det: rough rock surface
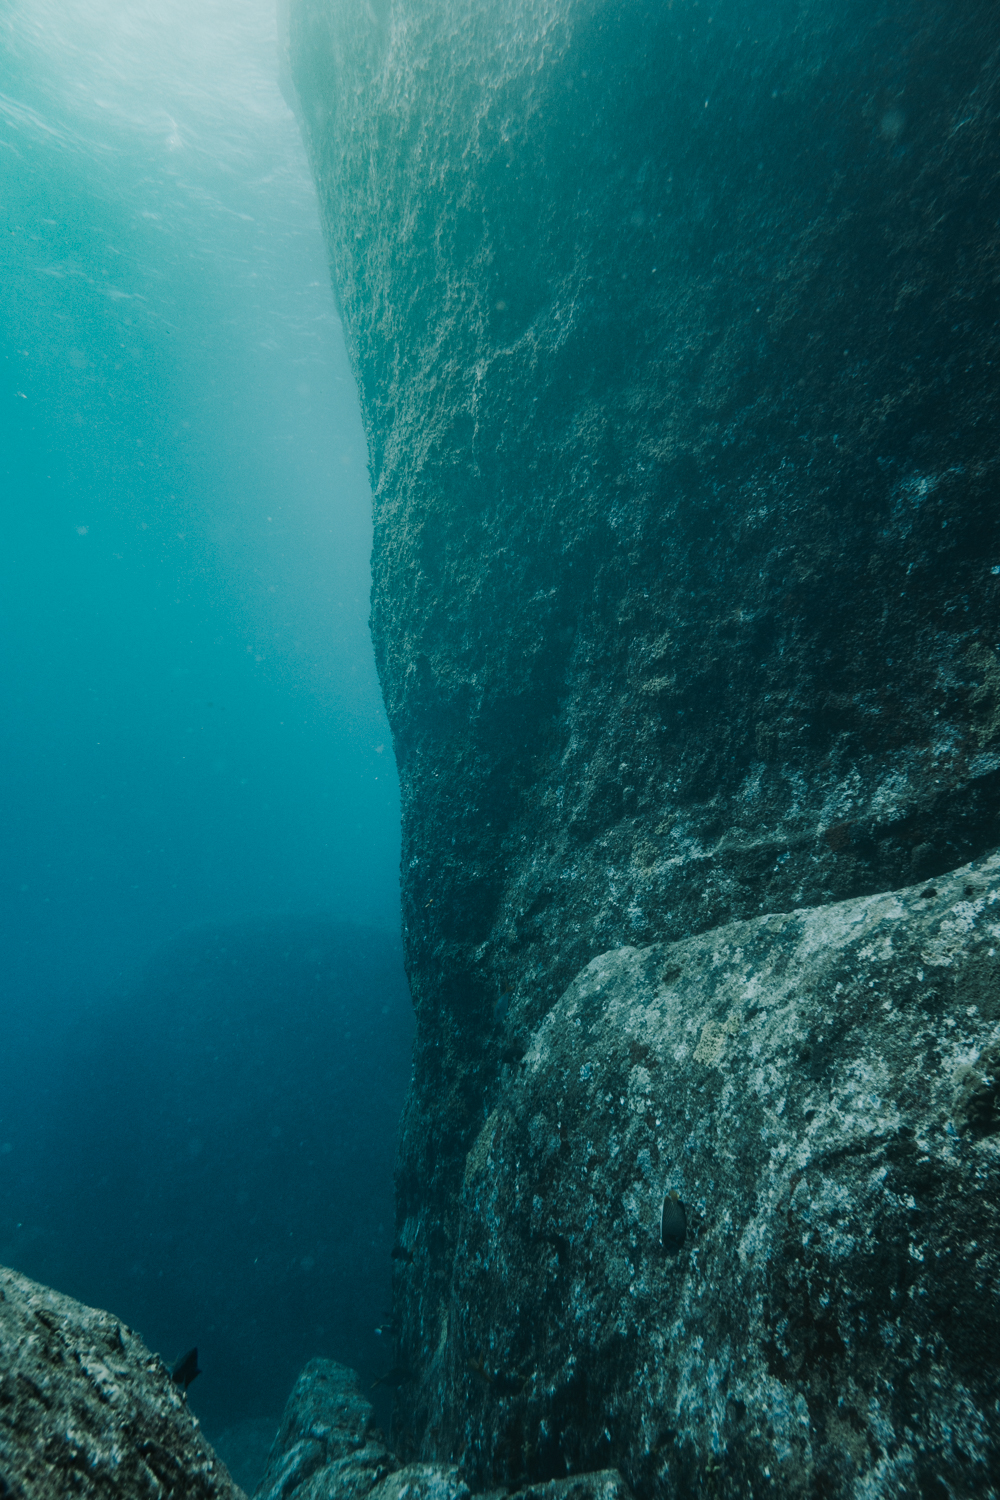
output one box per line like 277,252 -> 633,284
286,0 -> 1000,1493
0,1264 -> 244,1500
252,1359 -> 396,1500
449,855 -> 1000,1498
253,1359 -> 630,1500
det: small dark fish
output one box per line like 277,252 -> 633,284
391,1245 -> 414,1264
375,1316 -> 398,1336
371,1365 -> 413,1390
660,1190 -> 686,1256
171,1347 -> 201,1391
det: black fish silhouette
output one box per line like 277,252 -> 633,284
172,1347 -> 201,1391
390,1245 -> 414,1264
660,1190 -> 686,1255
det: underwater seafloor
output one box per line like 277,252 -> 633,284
4,0 -> 1000,1498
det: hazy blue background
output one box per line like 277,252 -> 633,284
0,0 -> 410,1477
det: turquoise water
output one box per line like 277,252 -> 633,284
0,0 -> 409,1456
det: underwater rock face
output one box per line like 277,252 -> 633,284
286,0 -> 1000,1487
255,1358 -> 632,1500
449,855 -> 1000,1496
251,1357 -> 463,1500
0,1265 -> 244,1499
252,1358 -> 395,1500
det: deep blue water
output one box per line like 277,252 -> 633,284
0,0 -> 410,1474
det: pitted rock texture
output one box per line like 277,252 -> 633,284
505,1479 -> 632,1500
286,0 -> 1000,1481
447,855 -> 1000,1498
253,1358 -> 630,1500
0,1265 -> 244,1500
253,1358 -> 396,1500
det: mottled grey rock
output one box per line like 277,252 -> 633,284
253,1359 -> 395,1500
255,1359 -> 633,1500
503,1482 -> 629,1500
506,1476 -> 632,1500
368,1461 -> 469,1500
254,1363 -> 384,1500
0,1264 -> 244,1500
285,0 -> 1000,1491
448,855 -> 1000,1497
252,1359 -> 493,1500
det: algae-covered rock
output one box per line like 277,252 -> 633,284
449,856 -> 1000,1496
0,1265 -> 244,1500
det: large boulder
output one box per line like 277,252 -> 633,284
0,1265 -> 243,1499
448,855 -> 1000,1497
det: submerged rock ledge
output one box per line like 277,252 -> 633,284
0,1265 -> 244,1500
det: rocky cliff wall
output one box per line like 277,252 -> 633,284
286,0 -> 1000,1491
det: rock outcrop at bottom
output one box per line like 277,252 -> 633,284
431,855 -> 1000,1499
252,1359 -> 631,1500
0,1265 -> 244,1500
